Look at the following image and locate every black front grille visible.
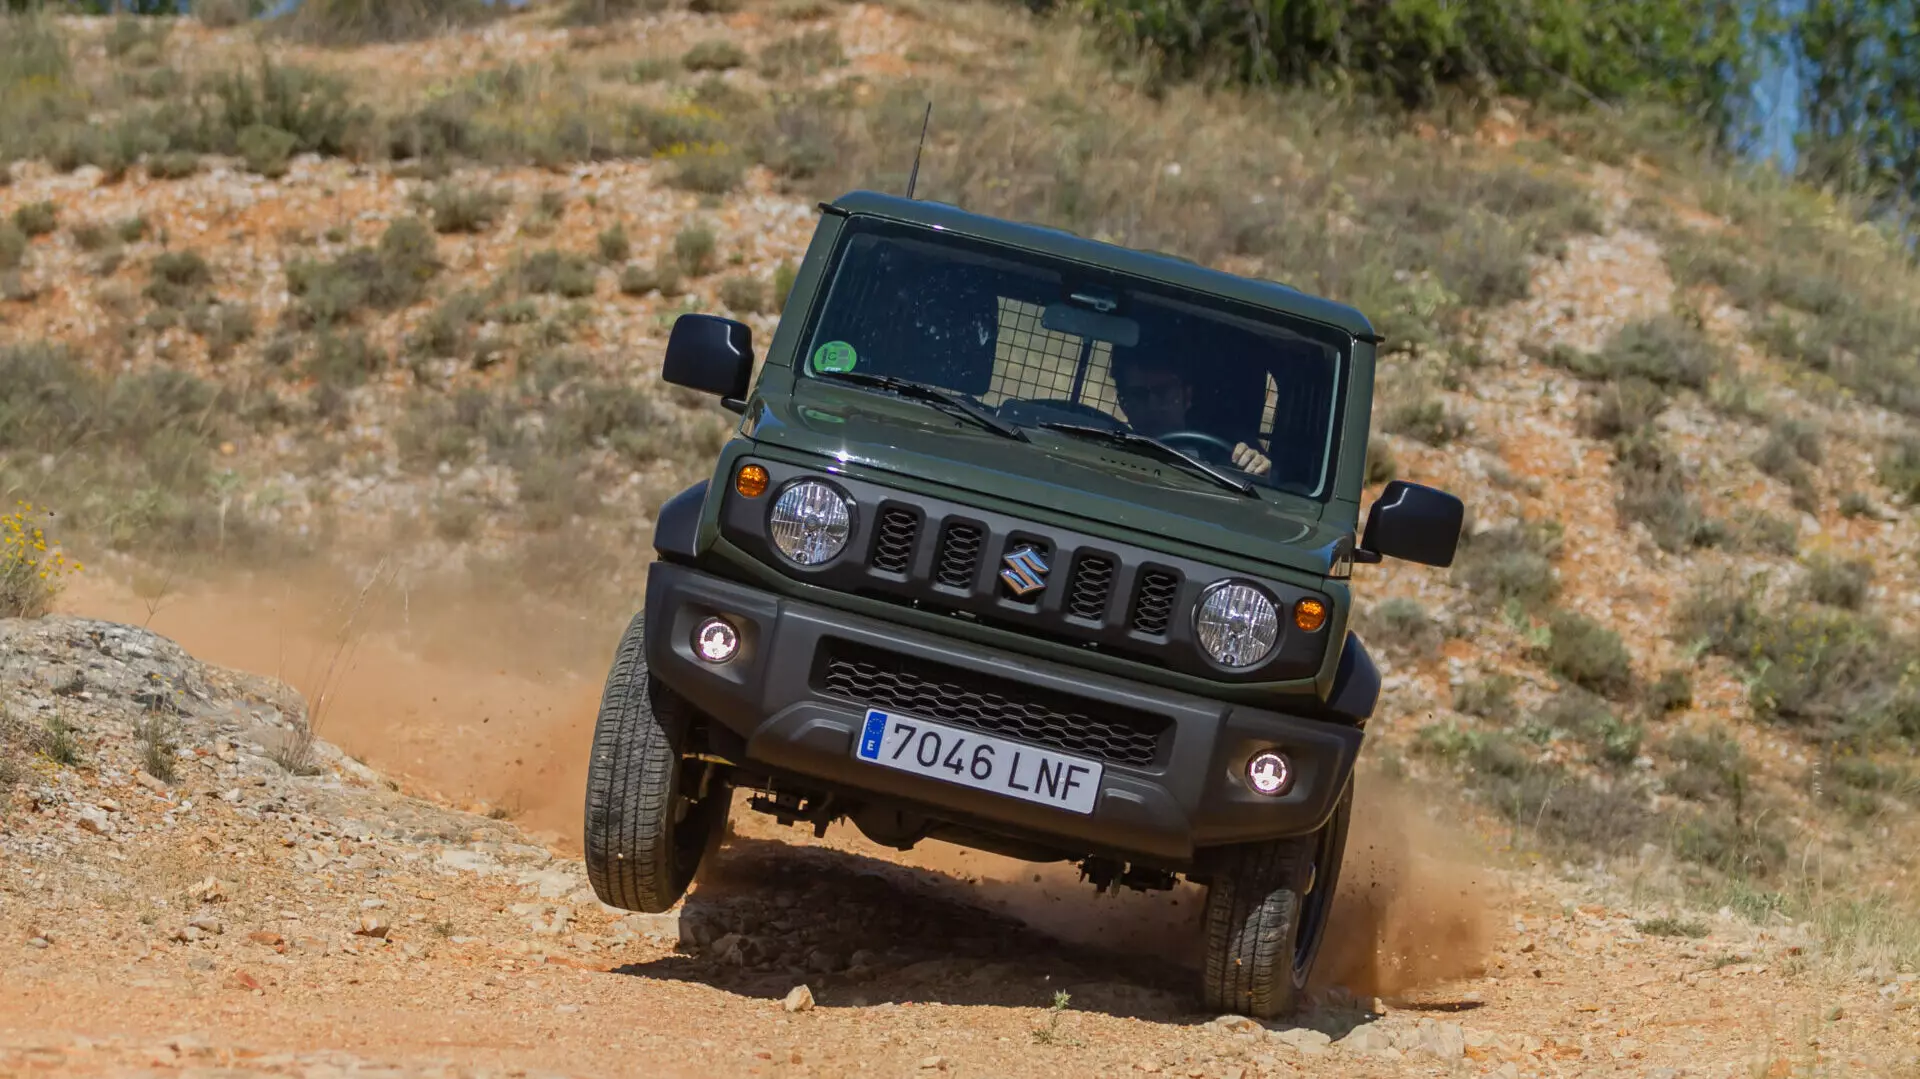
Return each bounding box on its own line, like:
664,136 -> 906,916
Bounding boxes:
1066,554 -> 1115,621
870,507 -> 919,574
1130,570 -> 1180,635
934,522 -> 982,589
816,640 -> 1167,767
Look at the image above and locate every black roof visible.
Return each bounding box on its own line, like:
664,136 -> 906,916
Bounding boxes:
823,190 -> 1379,341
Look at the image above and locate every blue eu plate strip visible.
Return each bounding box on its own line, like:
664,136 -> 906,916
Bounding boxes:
857,710 -> 888,760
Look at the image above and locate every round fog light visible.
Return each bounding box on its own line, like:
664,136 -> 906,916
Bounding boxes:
1246,750 -> 1292,796
693,617 -> 741,664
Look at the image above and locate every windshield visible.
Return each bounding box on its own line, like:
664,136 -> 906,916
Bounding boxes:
795,217 -> 1350,499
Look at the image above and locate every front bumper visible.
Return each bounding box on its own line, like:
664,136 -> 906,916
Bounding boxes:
644,562 -> 1363,869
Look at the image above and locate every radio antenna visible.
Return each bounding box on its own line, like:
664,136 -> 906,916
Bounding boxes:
905,101 -> 932,199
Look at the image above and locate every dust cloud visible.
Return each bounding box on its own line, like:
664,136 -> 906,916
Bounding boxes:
772,772 -> 1501,1001
58,562 -> 614,852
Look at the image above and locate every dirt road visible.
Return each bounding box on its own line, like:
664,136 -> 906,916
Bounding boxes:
3,585 -> 1918,1078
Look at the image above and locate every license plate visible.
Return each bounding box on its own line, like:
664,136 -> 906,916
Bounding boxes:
852,708 -> 1103,815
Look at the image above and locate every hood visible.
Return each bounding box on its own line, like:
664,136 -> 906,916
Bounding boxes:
741,381 -> 1354,577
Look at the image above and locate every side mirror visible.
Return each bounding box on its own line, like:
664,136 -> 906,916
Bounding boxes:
664,313 -> 754,412
1357,480 -> 1464,567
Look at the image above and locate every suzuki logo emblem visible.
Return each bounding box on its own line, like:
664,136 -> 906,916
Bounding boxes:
999,545 -> 1050,597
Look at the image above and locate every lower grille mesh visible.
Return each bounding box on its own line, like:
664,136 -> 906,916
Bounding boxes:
816,640 -> 1166,767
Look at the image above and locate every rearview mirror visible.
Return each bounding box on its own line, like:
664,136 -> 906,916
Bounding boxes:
664,313 -> 754,411
1358,480 -> 1464,567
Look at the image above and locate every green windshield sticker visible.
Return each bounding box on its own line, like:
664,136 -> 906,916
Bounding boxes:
810,340 -> 858,373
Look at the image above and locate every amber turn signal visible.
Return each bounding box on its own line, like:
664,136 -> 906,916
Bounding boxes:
736,464 -> 769,498
1293,598 -> 1327,632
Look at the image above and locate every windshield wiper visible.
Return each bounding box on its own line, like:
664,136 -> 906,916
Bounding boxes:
818,370 -> 1029,441
1038,422 -> 1257,497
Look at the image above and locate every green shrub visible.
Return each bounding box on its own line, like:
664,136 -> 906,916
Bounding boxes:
683,40 -> 748,72
1539,689 -> 1642,767
145,250 -> 214,308
187,302 -> 256,361
421,183 -> 509,234
673,223 -> 717,277
1636,917 -> 1709,939
1364,596 -> 1442,658
1552,316 -> 1722,390
285,217 -> 441,327
147,151 -> 203,180
759,28 -> 846,79
1881,437 -> 1920,502
1664,727 -> 1750,804
514,249 -> 599,298
272,0 -> 495,45
1585,377 -> 1667,439
1384,392 -> 1467,446
1613,431 -> 1715,552
1803,553 -> 1872,610
1451,518 -> 1561,613
1453,672 -> 1517,723
597,224 -> 631,263
237,123 -> 298,178
0,223 -> 23,270
718,274 -> 766,314
772,259 -> 797,310
1542,609 -> 1633,698
1731,512 -> 1799,556
1364,437 -> 1397,485
106,15 -> 169,60
195,0 -> 263,28
1672,806 -> 1786,879
11,201 -> 56,238
619,257 -> 682,298
1649,668 -> 1693,714
667,148 -> 747,195
305,329 -> 387,388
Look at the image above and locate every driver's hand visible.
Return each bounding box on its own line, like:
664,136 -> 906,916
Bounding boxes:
1232,442 -> 1271,476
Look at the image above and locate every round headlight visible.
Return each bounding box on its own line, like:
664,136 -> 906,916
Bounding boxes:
768,480 -> 852,566
1194,581 -> 1280,668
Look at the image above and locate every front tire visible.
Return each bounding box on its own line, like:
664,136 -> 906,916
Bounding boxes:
1201,781 -> 1353,1019
584,613 -> 730,914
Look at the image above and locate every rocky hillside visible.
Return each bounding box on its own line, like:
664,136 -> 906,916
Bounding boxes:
2,0 -> 1919,1071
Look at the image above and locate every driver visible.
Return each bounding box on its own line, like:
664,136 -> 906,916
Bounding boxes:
1110,350 -> 1272,477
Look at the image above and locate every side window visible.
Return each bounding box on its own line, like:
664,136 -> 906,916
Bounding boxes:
982,296 -> 1125,419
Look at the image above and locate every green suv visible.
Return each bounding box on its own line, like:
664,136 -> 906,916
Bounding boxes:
583,190 -> 1464,1018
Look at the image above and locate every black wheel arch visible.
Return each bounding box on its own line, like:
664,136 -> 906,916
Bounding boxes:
1321,631 -> 1380,726
652,479 -> 711,562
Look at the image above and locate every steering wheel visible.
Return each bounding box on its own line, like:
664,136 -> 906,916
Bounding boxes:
1157,430 -> 1237,464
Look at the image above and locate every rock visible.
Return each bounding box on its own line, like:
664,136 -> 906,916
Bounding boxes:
623,911 -> 679,941
782,984 -> 815,1013
74,805 -> 111,834
1337,1023 -> 1395,1056
709,932 -> 747,964
1409,1020 -> 1465,1060
354,915 -> 389,939
1211,1015 -> 1261,1035
1272,1027 -> 1331,1055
